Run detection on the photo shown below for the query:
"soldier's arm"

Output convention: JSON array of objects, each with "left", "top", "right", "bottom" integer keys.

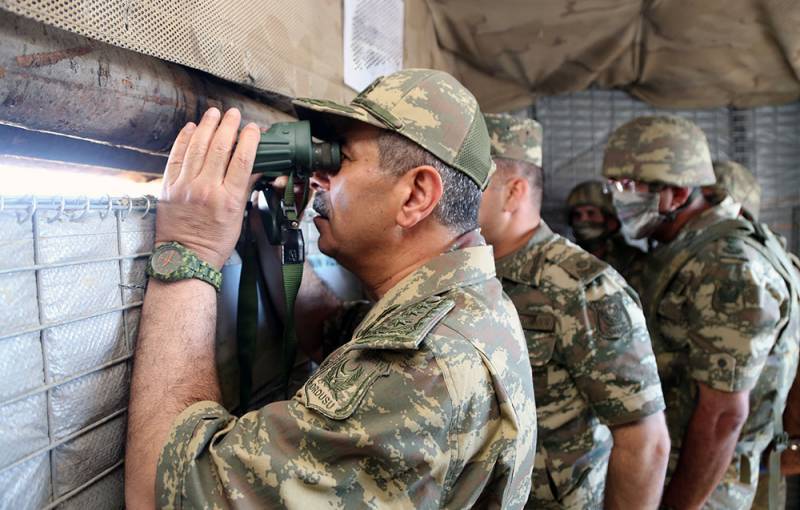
[
  {"left": 662, "top": 245, "right": 786, "bottom": 507},
  {"left": 660, "top": 384, "right": 749, "bottom": 509},
  {"left": 605, "top": 413, "right": 670, "bottom": 509},
  {"left": 126, "top": 109, "right": 261, "bottom": 508},
  {"left": 563, "top": 270, "right": 668, "bottom": 506}
]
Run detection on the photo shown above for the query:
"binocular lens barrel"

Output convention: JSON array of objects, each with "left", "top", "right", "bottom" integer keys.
[
  {"left": 311, "top": 142, "right": 341, "bottom": 172},
  {"left": 252, "top": 120, "right": 340, "bottom": 178}
]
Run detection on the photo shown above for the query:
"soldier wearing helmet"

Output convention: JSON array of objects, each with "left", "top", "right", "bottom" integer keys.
[
  {"left": 603, "top": 115, "right": 800, "bottom": 509},
  {"left": 126, "top": 70, "right": 537, "bottom": 509},
  {"left": 704, "top": 160, "right": 762, "bottom": 221},
  {"left": 566, "top": 180, "right": 644, "bottom": 283},
  {"left": 480, "top": 113, "right": 669, "bottom": 509}
]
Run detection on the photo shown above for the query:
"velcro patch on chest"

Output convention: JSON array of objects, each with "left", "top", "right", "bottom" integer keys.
[
  {"left": 559, "top": 251, "right": 608, "bottom": 284},
  {"left": 302, "top": 349, "right": 391, "bottom": 420}
]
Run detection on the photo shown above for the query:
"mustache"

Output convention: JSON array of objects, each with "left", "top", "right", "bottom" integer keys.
[{"left": 313, "top": 192, "right": 331, "bottom": 218}]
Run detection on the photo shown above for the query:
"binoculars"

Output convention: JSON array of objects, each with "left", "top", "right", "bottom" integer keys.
[
  {"left": 250, "top": 120, "right": 340, "bottom": 260},
  {"left": 253, "top": 120, "right": 340, "bottom": 179}
]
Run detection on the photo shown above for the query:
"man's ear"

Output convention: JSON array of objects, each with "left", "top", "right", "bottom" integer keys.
[
  {"left": 665, "top": 186, "right": 692, "bottom": 212},
  {"left": 395, "top": 165, "right": 443, "bottom": 229},
  {"left": 503, "top": 177, "right": 529, "bottom": 213}
]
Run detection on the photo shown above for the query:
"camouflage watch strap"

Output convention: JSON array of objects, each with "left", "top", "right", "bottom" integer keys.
[{"left": 146, "top": 242, "right": 222, "bottom": 292}]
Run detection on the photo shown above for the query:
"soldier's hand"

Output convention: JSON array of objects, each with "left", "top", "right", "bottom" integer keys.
[{"left": 155, "top": 107, "right": 260, "bottom": 269}]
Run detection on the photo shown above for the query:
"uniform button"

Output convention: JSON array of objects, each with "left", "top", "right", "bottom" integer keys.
[{"left": 717, "top": 358, "right": 727, "bottom": 368}]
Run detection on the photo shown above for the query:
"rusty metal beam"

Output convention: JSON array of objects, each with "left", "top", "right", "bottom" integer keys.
[{"left": 0, "top": 11, "right": 294, "bottom": 165}]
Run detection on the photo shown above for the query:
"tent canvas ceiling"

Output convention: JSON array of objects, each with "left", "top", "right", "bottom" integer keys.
[{"left": 1, "top": 0, "right": 798, "bottom": 112}]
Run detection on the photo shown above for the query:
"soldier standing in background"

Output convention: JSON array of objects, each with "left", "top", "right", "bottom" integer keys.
[
  {"left": 566, "top": 180, "right": 645, "bottom": 288},
  {"left": 706, "top": 159, "right": 800, "bottom": 509},
  {"left": 125, "top": 69, "right": 537, "bottom": 509},
  {"left": 480, "top": 113, "right": 670, "bottom": 509},
  {"left": 603, "top": 115, "right": 800, "bottom": 509},
  {"left": 705, "top": 160, "right": 763, "bottom": 221}
]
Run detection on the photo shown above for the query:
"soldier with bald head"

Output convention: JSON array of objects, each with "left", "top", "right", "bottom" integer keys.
[
  {"left": 125, "top": 69, "right": 537, "bottom": 509},
  {"left": 480, "top": 113, "right": 670, "bottom": 509},
  {"left": 603, "top": 115, "right": 800, "bottom": 509}
]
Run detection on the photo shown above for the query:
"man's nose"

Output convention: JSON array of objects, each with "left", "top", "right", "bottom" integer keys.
[{"left": 310, "top": 171, "right": 330, "bottom": 192}]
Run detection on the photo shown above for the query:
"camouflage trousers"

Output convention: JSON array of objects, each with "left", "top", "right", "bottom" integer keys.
[{"left": 527, "top": 455, "right": 606, "bottom": 509}]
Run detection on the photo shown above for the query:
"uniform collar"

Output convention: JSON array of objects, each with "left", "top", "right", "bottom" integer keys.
[
  {"left": 495, "top": 220, "right": 554, "bottom": 281},
  {"left": 354, "top": 229, "right": 496, "bottom": 336},
  {"left": 675, "top": 197, "right": 739, "bottom": 241}
]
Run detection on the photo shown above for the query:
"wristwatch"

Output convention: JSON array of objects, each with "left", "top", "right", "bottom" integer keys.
[{"left": 146, "top": 242, "right": 222, "bottom": 292}]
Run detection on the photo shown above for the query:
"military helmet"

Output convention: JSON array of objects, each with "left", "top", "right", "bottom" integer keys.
[
  {"left": 566, "top": 181, "right": 615, "bottom": 223},
  {"left": 602, "top": 115, "right": 716, "bottom": 187},
  {"left": 709, "top": 161, "right": 762, "bottom": 220},
  {"left": 484, "top": 113, "right": 543, "bottom": 167},
  {"left": 292, "top": 69, "right": 494, "bottom": 190}
]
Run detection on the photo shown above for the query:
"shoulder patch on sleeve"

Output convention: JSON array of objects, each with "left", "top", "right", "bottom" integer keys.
[
  {"left": 351, "top": 295, "right": 455, "bottom": 350},
  {"left": 301, "top": 349, "right": 391, "bottom": 420},
  {"left": 714, "top": 236, "right": 750, "bottom": 263},
  {"left": 559, "top": 250, "right": 609, "bottom": 284}
]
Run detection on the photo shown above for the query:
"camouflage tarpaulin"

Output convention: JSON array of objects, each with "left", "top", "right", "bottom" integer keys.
[
  {"left": 0, "top": 0, "right": 798, "bottom": 118},
  {"left": 415, "top": 0, "right": 800, "bottom": 111}
]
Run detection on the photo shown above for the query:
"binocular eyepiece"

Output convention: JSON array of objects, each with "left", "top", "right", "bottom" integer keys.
[{"left": 252, "top": 120, "right": 340, "bottom": 179}]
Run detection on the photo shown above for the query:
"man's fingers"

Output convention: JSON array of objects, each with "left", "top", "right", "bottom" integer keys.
[
  {"left": 224, "top": 122, "right": 260, "bottom": 196},
  {"left": 200, "top": 108, "right": 242, "bottom": 184},
  {"left": 177, "top": 108, "right": 221, "bottom": 183},
  {"left": 162, "top": 123, "right": 196, "bottom": 191}
]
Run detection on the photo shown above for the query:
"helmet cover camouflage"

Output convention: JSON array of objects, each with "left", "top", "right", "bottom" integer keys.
[
  {"left": 566, "top": 180, "right": 615, "bottom": 223},
  {"left": 484, "top": 113, "right": 543, "bottom": 167},
  {"left": 709, "top": 160, "right": 762, "bottom": 220},
  {"left": 292, "top": 69, "right": 494, "bottom": 190},
  {"left": 602, "top": 115, "right": 715, "bottom": 187}
]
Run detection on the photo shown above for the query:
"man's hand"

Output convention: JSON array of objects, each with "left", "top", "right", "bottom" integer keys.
[
  {"left": 125, "top": 108, "right": 259, "bottom": 510},
  {"left": 155, "top": 107, "right": 261, "bottom": 268}
]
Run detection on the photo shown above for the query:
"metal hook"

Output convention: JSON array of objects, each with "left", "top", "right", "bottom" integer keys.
[
  {"left": 47, "top": 196, "right": 67, "bottom": 223},
  {"left": 17, "top": 196, "right": 37, "bottom": 224},
  {"left": 140, "top": 195, "right": 152, "bottom": 218},
  {"left": 119, "top": 195, "right": 133, "bottom": 222},
  {"left": 99, "top": 195, "right": 114, "bottom": 220},
  {"left": 69, "top": 196, "right": 91, "bottom": 222}
]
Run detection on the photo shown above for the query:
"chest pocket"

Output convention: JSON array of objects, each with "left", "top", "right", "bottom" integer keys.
[{"left": 518, "top": 310, "right": 558, "bottom": 369}]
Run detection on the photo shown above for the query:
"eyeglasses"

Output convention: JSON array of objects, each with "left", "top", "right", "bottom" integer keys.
[{"left": 605, "top": 179, "right": 666, "bottom": 193}]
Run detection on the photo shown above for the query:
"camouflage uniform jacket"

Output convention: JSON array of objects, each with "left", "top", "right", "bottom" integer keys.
[
  {"left": 601, "top": 233, "right": 646, "bottom": 294},
  {"left": 495, "top": 221, "right": 665, "bottom": 509},
  {"left": 156, "top": 230, "right": 537, "bottom": 509},
  {"left": 641, "top": 201, "right": 799, "bottom": 494}
]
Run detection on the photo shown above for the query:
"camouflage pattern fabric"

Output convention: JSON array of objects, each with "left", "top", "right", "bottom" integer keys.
[
  {"left": 566, "top": 181, "right": 615, "bottom": 219},
  {"left": 640, "top": 200, "right": 799, "bottom": 509},
  {"left": 708, "top": 160, "right": 762, "bottom": 220},
  {"left": 495, "top": 221, "right": 665, "bottom": 509},
  {"left": 484, "top": 113, "right": 543, "bottom": 167},
  {"left": 602, "top": 116, "right": 716, "bottom": 187},
  {"left": 293, "top": 68, "right": 495, "bottom": 190},
  {"left": 156, "top": 230, "right": 537, "bottom": 509},
  {"left": 602, "top": 233, "right": 646, "bottom": 293}
]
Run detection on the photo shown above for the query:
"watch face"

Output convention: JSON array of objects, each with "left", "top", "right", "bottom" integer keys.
[{"left": 152, "top": 246, "right": 184, "bottom": 276}]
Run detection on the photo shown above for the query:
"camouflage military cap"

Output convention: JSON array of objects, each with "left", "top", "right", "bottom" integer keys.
[
  {"left": 710, "top": 161, "right": 762, "bottom": 220},
  {"left": 484, "top": 113, "right": 543, "bottom": 167},
  {"left": 602, "top": 115, "right": 715, "bottom": 187},
  {"left": 293, "top": 69, "right": 494, "bottom": 190},
  {"left": 566, "top": 180, "right": 615, "bottom": 221}
]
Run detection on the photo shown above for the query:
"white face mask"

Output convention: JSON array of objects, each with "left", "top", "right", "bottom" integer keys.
[
  {"left": 612, "top": 189, "right": 664, "bottom": 239},
  {"left": 572, "top": 221, "right": 607, "bottom": 242}
]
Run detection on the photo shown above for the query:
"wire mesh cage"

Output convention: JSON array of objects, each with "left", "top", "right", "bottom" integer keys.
[{"left": 0, "top": 195, "right": 154, "bottom": 509}]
